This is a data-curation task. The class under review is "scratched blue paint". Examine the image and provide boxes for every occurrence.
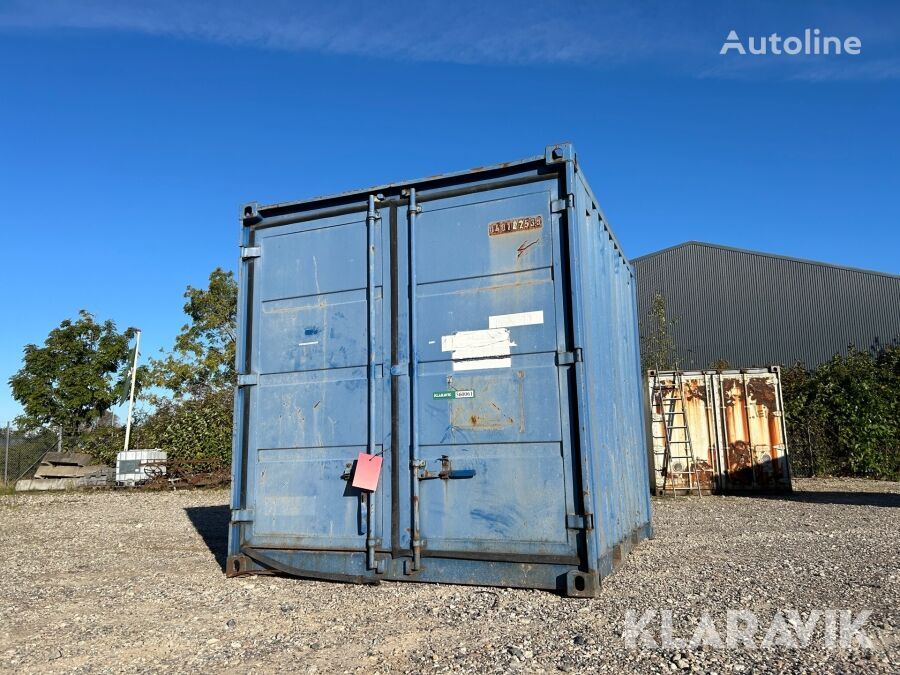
[228,144,652,596]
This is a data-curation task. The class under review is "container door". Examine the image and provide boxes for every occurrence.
[717,372,789,490]
[405,181,579,560]
[650,372,721,493]
[243,210,389,553]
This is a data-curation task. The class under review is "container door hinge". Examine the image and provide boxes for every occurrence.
[551,194,574,213]
[237,373,258,386]
[556,348,583,365]
[567,513,594,530]
[231,509,254,523]
[241,246,261,260]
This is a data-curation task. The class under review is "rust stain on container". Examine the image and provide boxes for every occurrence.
[450,378,521,432]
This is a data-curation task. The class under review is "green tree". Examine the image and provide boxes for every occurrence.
[640,291,677,372]
[150,268,237,399]
[9,311,137,436]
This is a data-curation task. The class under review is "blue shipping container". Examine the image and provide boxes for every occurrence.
[227,143,652,596]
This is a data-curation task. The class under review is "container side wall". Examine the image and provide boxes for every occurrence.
[572,169,652,570]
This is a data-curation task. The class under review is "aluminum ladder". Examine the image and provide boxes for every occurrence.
[651,372,703,496]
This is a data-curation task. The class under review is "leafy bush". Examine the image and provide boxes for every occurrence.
[783,345,900,480]
[133,389,233,468]
[77,390,233,471]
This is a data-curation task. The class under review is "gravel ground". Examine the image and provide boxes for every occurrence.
[0,477,896,674]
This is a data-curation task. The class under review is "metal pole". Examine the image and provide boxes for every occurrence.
[123,329,141,452]
[4,422,9,484]
[57,425,62,452]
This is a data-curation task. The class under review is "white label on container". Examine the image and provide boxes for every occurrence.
[452,358,511,371]
[441,328,513,371]
[488,310,544,329]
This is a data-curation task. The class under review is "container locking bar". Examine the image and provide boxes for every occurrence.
[364,194,381,571]
[408,187,423,572]
[417,455,476,481]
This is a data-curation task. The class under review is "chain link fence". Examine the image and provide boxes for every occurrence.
[2,425,61,485]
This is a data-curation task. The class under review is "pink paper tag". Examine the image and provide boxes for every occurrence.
[351,452,382,491]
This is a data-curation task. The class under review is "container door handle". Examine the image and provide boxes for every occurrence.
[417,455,476,481]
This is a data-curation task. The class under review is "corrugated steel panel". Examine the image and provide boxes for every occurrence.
[649,368,792,493]
[227,144,651,596]
[634,242,900,370]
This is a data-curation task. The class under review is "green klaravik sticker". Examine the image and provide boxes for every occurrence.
[432,389,475,400]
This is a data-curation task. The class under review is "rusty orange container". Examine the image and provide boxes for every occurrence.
[648,367,792,494]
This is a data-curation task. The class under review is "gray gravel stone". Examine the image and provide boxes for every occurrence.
[0,477,896,673]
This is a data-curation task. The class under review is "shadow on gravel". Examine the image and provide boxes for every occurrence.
[752,491,900,508]
[185,505,230,571]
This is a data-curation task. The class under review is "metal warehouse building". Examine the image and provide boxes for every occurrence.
[633,241,900,370]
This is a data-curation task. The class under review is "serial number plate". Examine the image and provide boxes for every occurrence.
[433,389,475,400]
[488,214,543,236]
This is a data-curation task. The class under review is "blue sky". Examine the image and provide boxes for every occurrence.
[1,1,898,423]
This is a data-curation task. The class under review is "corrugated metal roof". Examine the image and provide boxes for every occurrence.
[633,241,900,280]
[633,241,900,369]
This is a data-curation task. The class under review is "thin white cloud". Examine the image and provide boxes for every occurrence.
[0,1,674,65]
[699,53,900,83]
[788,57,900,82]
[1,0,897,80]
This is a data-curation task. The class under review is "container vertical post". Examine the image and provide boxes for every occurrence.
[228,208,256,572]
[561,158,601,577]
